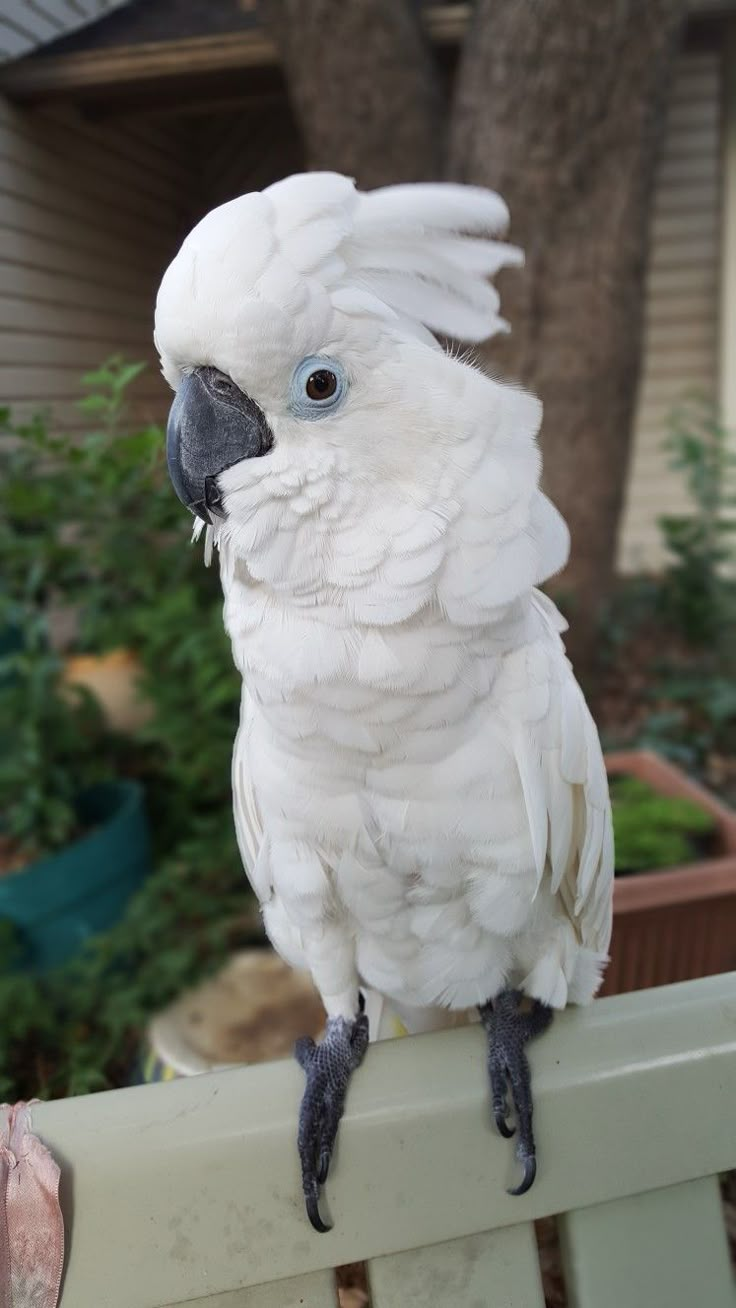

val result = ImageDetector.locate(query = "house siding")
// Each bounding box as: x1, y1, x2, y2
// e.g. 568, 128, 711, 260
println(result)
0, 95, 190, 434
617, 49, 721, 572
0, 1, 130, 65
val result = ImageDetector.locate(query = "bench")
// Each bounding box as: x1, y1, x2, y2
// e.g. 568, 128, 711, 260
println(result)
34, 972, 736, 1307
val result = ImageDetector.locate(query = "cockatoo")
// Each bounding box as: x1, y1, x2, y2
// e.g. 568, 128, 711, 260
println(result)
155, 172, 614, 1232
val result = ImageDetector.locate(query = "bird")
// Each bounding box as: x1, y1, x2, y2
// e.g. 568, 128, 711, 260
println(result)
155, 171, 614, 1233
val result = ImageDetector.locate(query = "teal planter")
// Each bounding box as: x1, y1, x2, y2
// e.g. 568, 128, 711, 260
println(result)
0, 781, 150, 971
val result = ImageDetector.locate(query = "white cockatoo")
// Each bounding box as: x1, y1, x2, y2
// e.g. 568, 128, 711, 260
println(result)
155, 172, 614, 1231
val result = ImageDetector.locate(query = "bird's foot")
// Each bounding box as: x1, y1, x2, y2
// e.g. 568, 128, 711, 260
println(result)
295, 998, 369, 1233
478, 989, 553, 1197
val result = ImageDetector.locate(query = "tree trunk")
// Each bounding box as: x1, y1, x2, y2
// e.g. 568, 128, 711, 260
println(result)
262, 0, 443, 186
449, 0, 685, 669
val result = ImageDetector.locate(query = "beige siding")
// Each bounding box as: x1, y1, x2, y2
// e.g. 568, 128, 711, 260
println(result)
0, 96, 192, 434
617, 50, 721, 573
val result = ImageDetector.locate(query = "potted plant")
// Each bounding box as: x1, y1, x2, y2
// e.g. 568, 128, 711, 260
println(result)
8, 359, 239, 860
602, 750, 736, 995
0, 608, 151, 972
0, 385, 155, 972
0, 358, 241, 971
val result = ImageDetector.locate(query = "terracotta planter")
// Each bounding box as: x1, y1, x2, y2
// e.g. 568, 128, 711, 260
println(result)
601, 750, 736, 996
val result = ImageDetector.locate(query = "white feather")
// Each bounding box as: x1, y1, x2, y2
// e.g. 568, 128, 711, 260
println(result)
155, 172, 614, 1021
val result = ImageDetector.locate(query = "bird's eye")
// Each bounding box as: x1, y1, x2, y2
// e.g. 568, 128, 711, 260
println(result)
290, 356, 347, 420
305, 369, 337, 401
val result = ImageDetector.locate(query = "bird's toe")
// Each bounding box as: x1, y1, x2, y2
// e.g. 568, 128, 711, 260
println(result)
295, 1012, 369, 1232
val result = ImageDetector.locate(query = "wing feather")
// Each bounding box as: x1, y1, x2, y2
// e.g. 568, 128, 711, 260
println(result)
507, 595, 614, 957
232, 689, 267, 897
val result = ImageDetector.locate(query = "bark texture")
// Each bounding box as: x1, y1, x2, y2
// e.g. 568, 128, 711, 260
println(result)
262, 0, 443, 185
449, 0, 686, 660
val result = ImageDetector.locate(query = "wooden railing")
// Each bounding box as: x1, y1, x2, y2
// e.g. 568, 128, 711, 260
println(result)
35, 973, 736, 1308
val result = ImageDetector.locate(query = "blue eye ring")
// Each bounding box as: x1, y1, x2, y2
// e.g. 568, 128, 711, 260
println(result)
290, 355, 348, 420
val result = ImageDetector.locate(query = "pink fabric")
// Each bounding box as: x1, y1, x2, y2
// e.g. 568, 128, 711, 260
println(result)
0, 1103, 64, 1308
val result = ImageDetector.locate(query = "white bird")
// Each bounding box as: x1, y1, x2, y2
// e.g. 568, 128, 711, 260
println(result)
155, 172, 614, 1230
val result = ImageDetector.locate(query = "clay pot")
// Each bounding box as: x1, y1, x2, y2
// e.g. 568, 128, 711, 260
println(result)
602, 750, 736, 995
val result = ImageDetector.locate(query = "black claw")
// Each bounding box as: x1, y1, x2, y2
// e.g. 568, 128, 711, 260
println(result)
305, 1193, 332, 1234
507, 1154, 537, 1197
494, 1108, 515, 1139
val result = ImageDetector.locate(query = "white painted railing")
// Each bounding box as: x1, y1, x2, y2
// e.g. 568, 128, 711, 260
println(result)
35, 973, 736, 1308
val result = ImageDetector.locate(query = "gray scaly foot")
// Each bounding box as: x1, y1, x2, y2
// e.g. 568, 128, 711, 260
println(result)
478, 988, 553, 1196
295, 998, 369, 1232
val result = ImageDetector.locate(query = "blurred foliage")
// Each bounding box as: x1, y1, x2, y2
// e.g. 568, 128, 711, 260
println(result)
633, 672, 736, 776
0, 397, 123, 864
598, 399, 736, 784
0, 616, 112, 865
0, 823, 261, 1101
0, 360, 249, 1101
0, 358, 241, 864
658, 398, 736, 647
610, 775, 715, 875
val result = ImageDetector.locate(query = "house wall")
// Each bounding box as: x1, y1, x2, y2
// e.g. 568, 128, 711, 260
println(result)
617, 47, 721, 572
0, 95, 192, 435
193, 99, 303, 216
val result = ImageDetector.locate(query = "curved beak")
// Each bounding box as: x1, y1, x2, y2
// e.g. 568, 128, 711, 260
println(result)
166, 367, 273, 522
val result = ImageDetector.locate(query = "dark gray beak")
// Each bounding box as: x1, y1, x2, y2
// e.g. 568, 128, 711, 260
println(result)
166, 366, 273, 522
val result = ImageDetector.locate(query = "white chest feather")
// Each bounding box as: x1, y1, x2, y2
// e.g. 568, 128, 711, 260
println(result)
224, 558, 611, 1015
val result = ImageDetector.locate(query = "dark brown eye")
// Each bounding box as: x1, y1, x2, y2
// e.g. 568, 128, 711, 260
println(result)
305, 369, 337, 401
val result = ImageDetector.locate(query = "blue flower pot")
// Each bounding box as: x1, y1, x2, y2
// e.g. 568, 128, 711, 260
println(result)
0, 781, 151, 971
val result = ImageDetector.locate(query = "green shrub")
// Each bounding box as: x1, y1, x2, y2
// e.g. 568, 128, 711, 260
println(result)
0, 617, 113, 865
598, 401, 736, 785
0, 358, 241, 866
611, 775, 716, 874
0, 398, 124, 864
0, 359, 250, 1100
658, 397, 736, 648
0, 823, 262, 1101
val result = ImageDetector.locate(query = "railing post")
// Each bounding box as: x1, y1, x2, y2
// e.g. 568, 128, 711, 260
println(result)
558, 1175, 734, 1308
367, 1225, 545, 1308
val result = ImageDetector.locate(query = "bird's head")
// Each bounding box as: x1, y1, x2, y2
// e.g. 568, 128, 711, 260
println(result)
156, 174, 519, 512
154, 173, 567, 619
